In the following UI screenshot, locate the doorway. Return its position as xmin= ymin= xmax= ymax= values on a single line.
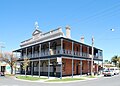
xmin=53 ymin=65 xmax=56 ymax=76
xmin=76 ymin=64 xmax=79 ymax=75
xmin=1 ymin=66 xmax=5 ymax=74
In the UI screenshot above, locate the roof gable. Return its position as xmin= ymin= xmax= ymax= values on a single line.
xmin=32 ymin=29 xmax=42 ymax=36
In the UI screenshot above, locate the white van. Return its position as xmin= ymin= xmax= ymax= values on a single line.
xmin=109 ymin=67 xmax=119 ymax=75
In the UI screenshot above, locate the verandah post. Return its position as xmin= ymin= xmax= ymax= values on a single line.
xmin=80 ymin=60 xmax=82 ymax=76
xmin=60 ymin=38 xmax=63 ymax=79
xmin=39 ymin=44 xmax=41 ymax=77
xmin=72 ymin=41 xmax=74 ymax=78
xmin=48 ymin=42 xmax=51 ymax=79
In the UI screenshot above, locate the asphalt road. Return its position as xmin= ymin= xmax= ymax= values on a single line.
xmin=0 ymin=75 xmax=120 ymax=86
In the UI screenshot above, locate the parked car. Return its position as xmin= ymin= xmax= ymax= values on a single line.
xmin=109 ymin=67 xmax=119 ymax=75
xmin=103 ymin=69 xmax=114 ymax=76
xmin=0 ymin=72 xmax=4 ymax=76
xmin=115 ymin=68 xmax=120 ymax=75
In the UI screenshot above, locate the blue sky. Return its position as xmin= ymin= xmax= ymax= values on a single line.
xmin=0 ymin=0 xmax=120 ymax=61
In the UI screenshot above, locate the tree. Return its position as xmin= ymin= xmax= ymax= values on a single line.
xmin=0 ymin=53 xmax=3 ymax=72
xmin=111 ymin=55 xmax=118 ymax=67
xmin=0 ymin=52 xmax=3 ymax=62
xmin=117 ymin=57 xmax=120 ymax=68
xmin=23 ymin=57 xmax=30 ymax=77
xmin=2 ymin=52 xmax=17 ymax=74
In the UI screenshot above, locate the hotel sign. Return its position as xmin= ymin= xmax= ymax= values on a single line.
xmin=57 ymin=57 xmax=62 ymax=64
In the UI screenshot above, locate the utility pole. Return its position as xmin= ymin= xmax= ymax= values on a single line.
xmin=0 ymin=45 xmax=5 ymax=54
xmin=91 ymin=36 xmax=94 ymax=76
xmin=0 ymin=42 xmax=5 ymax=53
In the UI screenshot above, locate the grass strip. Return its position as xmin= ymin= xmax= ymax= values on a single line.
xmin=46 ymin=78 xmax=85 ymax=82
xmin=86 ymin=76 xmax=96 ymax=78
xmin=16 ymin=75 xmax=47 ymax=81
xmin=5 ymin=74 xmax=15 ymax=76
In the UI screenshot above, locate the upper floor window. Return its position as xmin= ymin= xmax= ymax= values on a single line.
xmin=42 ymin=44 xmax=47 ymax=52
xmin=76 ymin=46 xmax=79 ymax=52
xmin=52 ymin=42 xmax=57 ymax=50
xmin=99 ymin=51 xmax=103 ymax=56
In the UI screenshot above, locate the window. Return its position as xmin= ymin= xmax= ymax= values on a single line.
xmin=34 ymin=61 xmax=38 ymax=67
xmin=41 ymin=61 xmax=47 ymax=67
xmin=76 ymin=46 xmax=79 ymax=51
xmin=82 ymin=63 xmax=84 ymax=70
xmin=52 ymin=42 xmax=57 ymax=50
xmin=73 ymin=63 xmax=75 ymax=71
xmin=43 ymin=44 xmax=47 ymax=50
xmin=62 ymin=62 xmax=66 ymax=72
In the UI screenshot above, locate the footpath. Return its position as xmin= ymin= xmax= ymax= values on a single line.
xmin=11 ymin=74 xmax=104 ymax=83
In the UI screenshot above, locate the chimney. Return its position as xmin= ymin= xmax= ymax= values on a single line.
xmin=80 ymin=36 xmax=84 ymax=43
xmin=66 ymin=25 xmax=71 ymax=38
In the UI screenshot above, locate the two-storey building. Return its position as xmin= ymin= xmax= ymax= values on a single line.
xmin=13 ymin=22 xmax=103 ymax=78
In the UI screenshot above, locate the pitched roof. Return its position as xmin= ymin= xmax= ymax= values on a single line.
xmin=32 ymin=29 xmax=42 ymax=36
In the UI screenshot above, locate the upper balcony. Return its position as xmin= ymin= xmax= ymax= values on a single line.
xmin=21 ymin=49 xmax=103 ymax=60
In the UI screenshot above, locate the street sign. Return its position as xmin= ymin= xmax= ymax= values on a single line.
xmin=57 ymin=57 xmax=62 ymax=64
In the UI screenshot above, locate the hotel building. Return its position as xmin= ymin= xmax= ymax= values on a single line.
xmin=13 ymin=22 xmax=103 ymax=78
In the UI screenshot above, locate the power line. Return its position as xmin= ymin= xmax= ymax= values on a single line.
xmin=78 ymin=1 xmax=120 ymax=23
xmin=98 ymin=38 xmax=120 ymax=41
xmin=83 ymin=8 xmax=120 ymax=24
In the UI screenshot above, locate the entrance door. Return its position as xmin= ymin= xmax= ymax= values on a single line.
xmin=76 ymin=64 xmax=79 ymax=75
xmin=53 ymin=65 xmax=56 ymax=76
xmin=1 ymin=66 xmax=5 ymax=72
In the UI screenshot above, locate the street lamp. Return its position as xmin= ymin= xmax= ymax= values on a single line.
xmin=110 ymin=29 xmax=115 ymax=32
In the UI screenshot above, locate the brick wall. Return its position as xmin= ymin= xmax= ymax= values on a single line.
xmin=62 ymin=58 xmax=92 ymax=76
xmin=63 ymin=40 xmax=88 ymax=54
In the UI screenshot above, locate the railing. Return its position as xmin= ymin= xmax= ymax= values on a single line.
xmin=21 ymin=38 xmax=32 ymax=44
xmin=21 ymin=49 xmax=102 ymax=59
xmin=41 ymin=28 xmax=61 ymax=37
xmin=94 ymin=55 xmax=103 ymax=59
xmin=27 ymin=54 xmax=32 ymax=58
xmin=41 ymin=51 xmax=49 ymax=56
xmin=62 ymin=49 xmax=88 ymax=57
xmin=63 ymin=49 xmax=72 ymax=55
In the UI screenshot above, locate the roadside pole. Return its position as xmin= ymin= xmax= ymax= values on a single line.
xmin=91 ymin=36 xmax=94 ymax=76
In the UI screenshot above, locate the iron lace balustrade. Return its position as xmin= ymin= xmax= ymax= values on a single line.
xmin=20 ymin=49 xmax=102 ymax=58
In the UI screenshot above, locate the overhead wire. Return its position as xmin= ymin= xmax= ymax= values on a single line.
xmin=77 ymin=1 xmax=120 ymax=24
xmin=75 ymin=1 xmax=120 ymax=41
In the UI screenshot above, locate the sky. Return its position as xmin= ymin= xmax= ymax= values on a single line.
xmin=0 ymin=0 xmax=120 ymax=61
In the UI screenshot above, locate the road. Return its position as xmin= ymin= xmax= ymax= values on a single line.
xmin=0 ymin=75 xmax=120 ymax=86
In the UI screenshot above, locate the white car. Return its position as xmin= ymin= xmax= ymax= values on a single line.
xmin=115 ymin=68 xmax=120 ymax=75
xmin=103 ymin=70 xmax=114 ymax=76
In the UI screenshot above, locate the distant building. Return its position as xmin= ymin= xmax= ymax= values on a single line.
xmin=13 ymin=22 xmax=103 ymax=77
xmin=0 ymin=62 xmax=11 ymax=74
